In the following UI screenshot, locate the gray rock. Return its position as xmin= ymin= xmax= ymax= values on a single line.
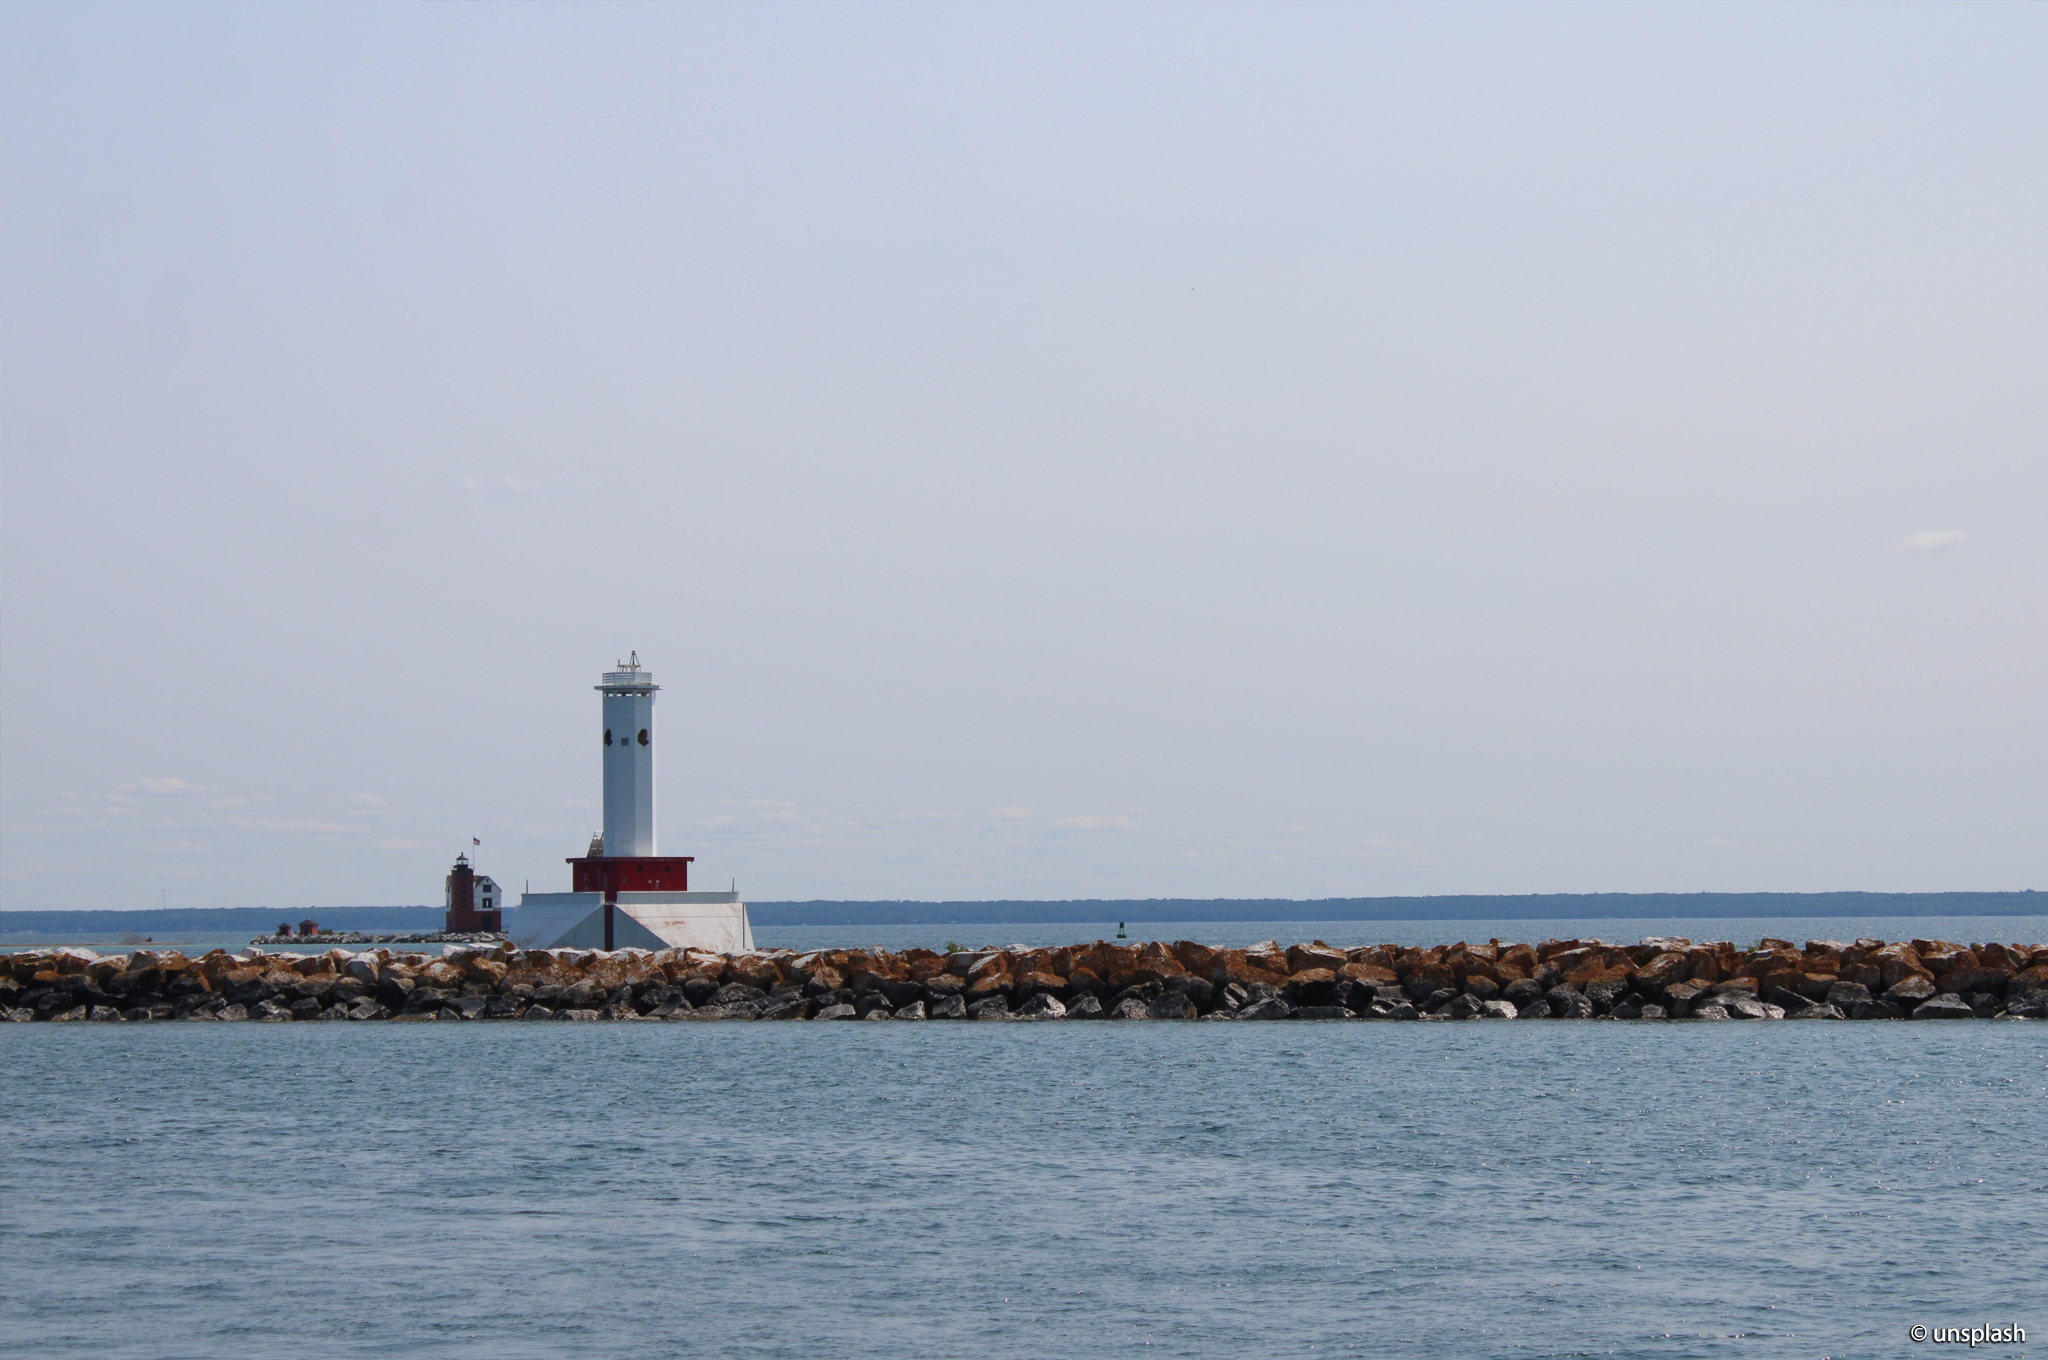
xmin=447 ymin=996 xmax=488 ymax=1020
xmin=1549 ymin=987 xmax=1593 ymax=1020
xmin=347 ymin=998 xmax=386 ymax=1020
xmin=1690 ymin=1004 xmax=1730 ymax=1020
xmin=482 ymin=995 xmax=524 ymax=1019
xmin=855 ymin=992 xmax=894 ymax=1018
xmin=1723 ymin=994 xmax=1769 ymax=1020
xmin=288 ymin=997 xmax=324 ymax=1021
xmin=1585 ymin=979 xmax=1629 ymax=1014
xmin=1146 ymin=993 xmax=1195 ymax=1020
xmin=1421 ymin=988 xmax=1458 ymax=1012
xmin=969 ymin=995 xmax=1012 ymax=1020
xmin=1445 ymin=993 xmax=1483 ymax=1020
xmin=711 ymin=983 xmax=768 ymax=1008
xmin=1293 ymin=1005 xmax=1353 ymax=1020
xmin=1789 ymin=1002 xmax=1846 ymax=1020
xmin=1850 ymin=998 xmax=1904 ymax=1020
xmin=1911 ymin=993 xmax=1975 ymax=1020
xmin=1381 ymin=1001 xmax=1419 ymax=1020
xmin=555 ymin=1008 xmax=602 ymax=1021
xmin=1480 ymin=1000 xmax=1519 ymax=1020
xmin=813 ymin=1003 xmax=858 ymax=1021
xmin=217 ymin=1004 xmax=250 ymax=1022
xmin=1063 ymin=994 xmax=1104 ymax=1020
xmin=1109 ymin=996 xmax=1153 ymax=1020
xmin=1502 ymin=978 xmax=1547 ymax=1010
xmin=1238 ymin=997 xmax=1294 ymax=1021
xmin=759 ymin=996 xmax=809 ymax=1020
xmin=678 ymin=1005 xmax=729 ymax=1020
xmin=89 ymin=1005 xmax=124 ymax=1022
xmin=1609 ymin=997 xmax=1643 ymax=1020
xmin=1463 ymin=975 xmax=1501 ymax=1002
xmin=1020 ymin=993 xmax=1068 ymax=1019
xmin=1885 ymin=976 xmax=1937 ymax=1006
xmin=894 ymin=999 xmax=928 ymax=1021
xmin=6 ymin=1007 xmax=36 ymax=1022
xmin=1826 ymin=980 xmax=1874 ymax=1010
xmin=2004 ymin=991 xmax=2047 ymax=1019
xmin=928 ymin=994 xmax=968 ymax=1020
xmin=253 ymin=999 xmax=293 ymax=1022
xmin=1638 ymin=1004 xmax=1667 ymax=1020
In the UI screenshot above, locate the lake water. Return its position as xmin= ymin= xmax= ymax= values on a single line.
xmin=5 ymin=1009 xmax=2042 ymax=1357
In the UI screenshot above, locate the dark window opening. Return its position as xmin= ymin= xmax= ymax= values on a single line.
xmin=637 ymin=728 xmax=649 ymax=746
xmin=604 ymin=729 xmax=612 ymax=746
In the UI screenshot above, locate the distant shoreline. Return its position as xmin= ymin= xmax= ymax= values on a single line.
xmin=1 ymin=890 xmax=2041 ymax=939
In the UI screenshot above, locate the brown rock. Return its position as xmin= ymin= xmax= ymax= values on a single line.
xmin=1630 ymin=953 xmax=1689 ymax=996
xmin=1286 ymin=944 xmax=1347 ymax=973
xmin=1338 ymin=961 xmax=1399 ymax=986
xmin=726 ymin=956 xmax=782 ymax=990
xmin=1013 ymin=969 xmax=1065 ymax=1000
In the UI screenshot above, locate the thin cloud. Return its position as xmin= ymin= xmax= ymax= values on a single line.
xmin=123 ymin=777 xmax=201 ymax=795
xmin=350 ymin=793 xmax=386 ymax=808
xmin=1892 ymin=530 xmax=1970 ymax=552
xmin=988 ymin=806 xmax=1035 ymax=820
xmin=234 ymin=818 xmax=358 ymax=834
xmin=1051 ymin=815 xmax=1138 ymax=830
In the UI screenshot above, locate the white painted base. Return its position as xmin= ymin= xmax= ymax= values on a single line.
xmin=509 ymin=891 xmax=753 ymax=953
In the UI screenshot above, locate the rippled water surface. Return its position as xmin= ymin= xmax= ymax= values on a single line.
xmin=5 ymin=1021 xmax=2043 ymax=1358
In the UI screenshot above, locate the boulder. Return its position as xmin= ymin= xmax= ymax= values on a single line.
xmin=928 ymin=994 xmax=968 ymax=1020
xmin=89 ymin=1005 xmax=124 ymax=1022
xmin=1690 ymin=1003 xmax=1730 ymax=1020
xmin=712 ymin=982 xmax=768 ymax=1008
xmin=894 ymin=999 xmax=928 ymax=1021
xmin=726 ymin=956 xmax=781 ymax=991
xmin=1502 ymin=978 xmax=1547 ymax=1011
xmin=1825 ymin=981 xmax=1874 ymax=1010
xmin=1788 ymin=1002 xmax=1846 ymax=1020
xmin=1019 ymin=993 xmax=1069 ymax=1020
xmin=1283 ymin=968 xmax=1340 ymax=1005
xmin=1445 ymin=993 xmax=1482 ymax=1020
xmin=1462 ymin=975 xmax=1500 ymax=1001
xmin=812 ymin=1003 xmax=857 ymax=1021
xmin=289 ymin=997 xmax=324 ymax=1020
xmin=1910 ymin=993 xmax=1974 ymax=1020
xmin=1422 ymin=988 xmax=1458 ymax=1012
xmin=1849 ymin=998 xmax=1903 ymax=1020
xmin=253 ymin=999 xmax=293 ymax=1022
xmin=555 ymin=1008 xmax=602 ymax=1021
xmin=969 ymin=996 xmax=1012 ymax=1021
xmin=1722 ymin=994 xmax=1770 ymax=1020
xmin=1238 ymin=997 xmax=1294 ymax=1021
xmin=1294 ymin=1005 xmax=1353 ymax=1020
xmin=1480 ymin=999 xmax=1518 ymax=1020
xmin=1609 ymin=997 xmax=1643 ymax=1019
xmin=1108 ymin=996 xmax=1152 ymax=1020
xmin=1638 ymin=1004 xmax=1666 ymax=1020
xmin=1885 ymin=976 xmax=1936 ymax=1006
xmin=1063 ymin=994 xmax=1105 ymax=1020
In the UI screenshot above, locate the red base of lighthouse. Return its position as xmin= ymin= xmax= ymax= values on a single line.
xmin=568 ymin=856 xmax=693 ymax=895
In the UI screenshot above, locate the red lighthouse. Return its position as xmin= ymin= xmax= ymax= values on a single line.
xmin=444 ymin=854 xmax=503 ymax=933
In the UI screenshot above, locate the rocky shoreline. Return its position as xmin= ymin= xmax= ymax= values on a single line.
xmin=5 ymin=934 xmax=2046 ymax=1024
xmin=249 ymin=931 xmax=508 ymax=947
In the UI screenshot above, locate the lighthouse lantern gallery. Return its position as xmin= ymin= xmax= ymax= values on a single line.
xmin=507 ymin=655 xmax=754 ymax=952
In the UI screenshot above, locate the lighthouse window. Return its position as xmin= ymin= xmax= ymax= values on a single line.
xmin=604 ymin=729 xmax=612 ymax=746
xmin=638 ymin=728 xmax=649 ymax=745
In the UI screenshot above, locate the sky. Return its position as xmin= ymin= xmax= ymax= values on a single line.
xmin=2 ymin=2 xmax=2043 ymax=912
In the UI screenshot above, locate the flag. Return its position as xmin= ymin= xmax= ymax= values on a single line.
xmin=473 ymin=837 xmax=480 ymax=846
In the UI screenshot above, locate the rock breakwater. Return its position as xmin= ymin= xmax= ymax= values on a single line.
xmin=6 ymin=935 xmax=2047 ymax=1023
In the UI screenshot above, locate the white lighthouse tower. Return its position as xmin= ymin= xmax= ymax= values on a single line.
xmin=599 ymin=652 xmax=658 ymax=857
xmin=508 ymin=653 xmax=753 ymax=953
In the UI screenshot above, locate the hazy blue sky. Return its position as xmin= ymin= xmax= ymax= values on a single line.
xmin=3 ymin=3 xmax=2043 ymax=912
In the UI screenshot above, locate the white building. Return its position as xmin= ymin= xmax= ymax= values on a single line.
xmin=509 ymin=654 xmax=753 ymax=952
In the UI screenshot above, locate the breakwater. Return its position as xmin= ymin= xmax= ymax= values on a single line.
xmin=6 ymin=934 xmax=2046 ymax=1023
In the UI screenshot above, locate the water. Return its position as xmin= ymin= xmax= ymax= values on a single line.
xmin=5 ymin=1019 xmax=2042 ymax=1358
xmin=8 ymin=914 xmax=2044 ymax=958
